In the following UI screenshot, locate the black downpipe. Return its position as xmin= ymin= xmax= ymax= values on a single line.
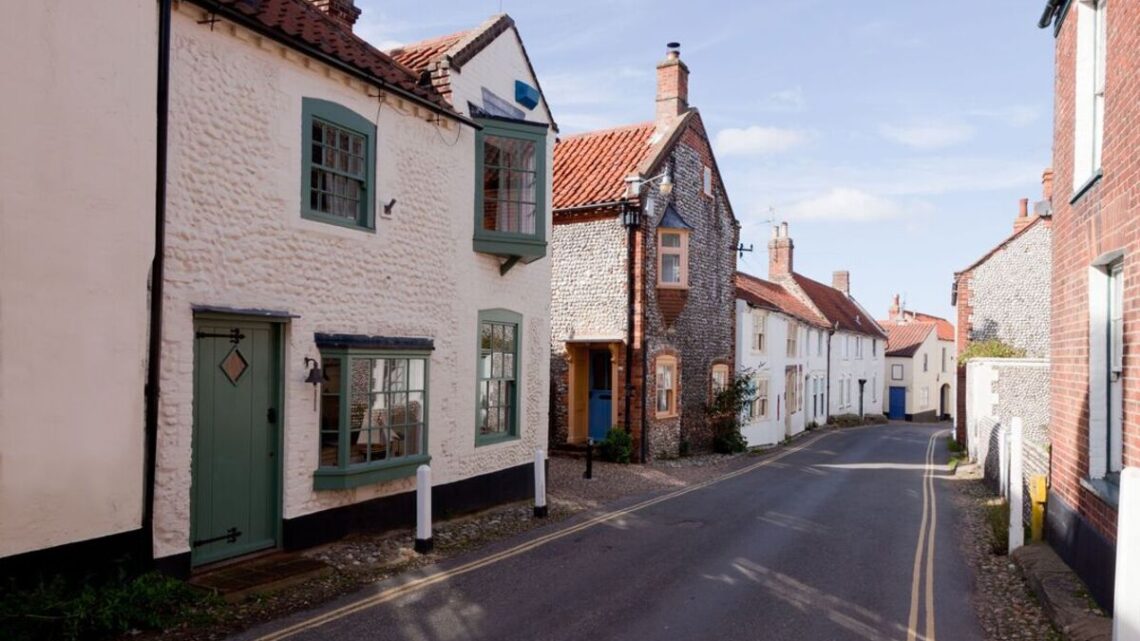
xmin=638 ymin=211 xmax=650 ymax=464
xmin=623 ymin=203 xmax=637 ymax=442
xmin=142 ymin=0 xmax=172 ymax=565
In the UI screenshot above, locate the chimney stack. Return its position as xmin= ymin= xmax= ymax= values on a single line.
xmin=768 ymin=221 xmax=794 ymax=279
xmin=307 ymin=0 xmax=361 ymax=30
xmin=655 ymin=43 xmax=690 ymax=128
xmin=1013 ymin=197 xmax=1036 ymax=233
xmin=1042 ymin=167 xmax=1054 ymax=202
xmin=889 ymin=294 xmax=901 ymax=321
xmin=833 ymin=270 xmax=850 ymax=295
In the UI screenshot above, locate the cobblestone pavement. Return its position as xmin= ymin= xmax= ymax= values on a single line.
xmin=951 ymin=463 xmax=1060 ymax=641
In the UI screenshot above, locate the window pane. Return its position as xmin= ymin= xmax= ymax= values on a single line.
xmin=661 ymin=233 xmax=681 ymax=248
xmin=661 ymin=254 xmax=681 ymax=283
xmin=319 ymin=358 xmax=341 ymax=467
xmin=408 ymin=359 xmax=425 ymax=391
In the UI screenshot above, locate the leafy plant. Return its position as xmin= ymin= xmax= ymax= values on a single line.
xmin=705 ymin=370 xmax=755 ymax=454
xmin=0 ymin=570 xmax=215 ymax=641
xmin=958 ymin=340 xmax=1026 ymax=364
xmin=985 ymin=499 xmax=1010 ymax=555
xmin=599 ymin=427 xmax=632 ymax=464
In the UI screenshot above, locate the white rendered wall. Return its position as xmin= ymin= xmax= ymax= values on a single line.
xmin=154 ymin=9 xmax=552 ymax=559
xmin=829 ymin=331 xmax=885 ymax=416
xmin=0 ymin=0 xmax=156 ymax=558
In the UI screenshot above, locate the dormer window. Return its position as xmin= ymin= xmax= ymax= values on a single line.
xmin=657 ymin=204 xmax=692 ymax=289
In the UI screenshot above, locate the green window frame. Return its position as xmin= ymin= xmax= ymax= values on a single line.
xmin=476 ymin=309 xmax=522 ymax=445
xmin=301 ymin=98 xmax=376 ymax=231
xmin=314 ymin=348 xmax=430 ymax=490
xmin=474 ymin=118 xmax=548 ymax=262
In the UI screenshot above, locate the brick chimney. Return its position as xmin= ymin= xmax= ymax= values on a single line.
xmin=888 ymin=294 xmax=901 ymax=321
xmin=656 ymin=43 xmax=689 ymax=127
xmin=308 ymin=0 xmax=361 ymax=30
xmin=1013 ymin=197 xmax=1035 ymax=233
xmin=1042 ymin=167 xmax=1054 ymax=202
xmin=833 ymin=270 xmax=850 ymax=295
xmin=768 ymin=222 xmax=794 ymax=279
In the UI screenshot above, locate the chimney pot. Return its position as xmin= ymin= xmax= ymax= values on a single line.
xmin=832 ymin=270 xmax=850 ymax=295
xmin=1042 ymin=167 xmax=1054 ymax=202
xmin=1019 ymin=198 xmax=1029 ymax=217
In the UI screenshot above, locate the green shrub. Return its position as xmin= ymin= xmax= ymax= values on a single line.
xmin=0 ymin=571 xmax=214 ymax=641
xmin=599 ymin=427 xmax=632 ymax=464
xmin=959 ymin=340 xmax=1026 ymax=364
xmin=705 ymin=370 xmax=755 ymax=454
xmin=985 ymin=500 xmax=1010 ymax=555
xmin=948 ymin=437 xmax=965 ymax=454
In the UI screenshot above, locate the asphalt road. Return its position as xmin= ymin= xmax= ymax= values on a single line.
xmin=236 ymin=422 xmax=985 ymax=641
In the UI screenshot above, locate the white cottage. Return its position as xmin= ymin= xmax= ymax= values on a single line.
xmin=735 ymin=272 xmax=830 ymax=446
xmin=152 ymin=0 xmax=556 ymax=573
xmin=758 ymin=223 xmax=886 ymax=422
xmin=880 ymin=297 xmax=957 ymax=422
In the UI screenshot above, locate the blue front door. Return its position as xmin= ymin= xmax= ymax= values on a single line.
xmin=588 ymin=350 xmax=612 ymax=442
xmin=888 ymin=386 xmax=907 ymax=420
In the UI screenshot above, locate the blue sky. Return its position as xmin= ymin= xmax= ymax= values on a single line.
xmin=357 ymin=0 xmax=1054 ymax=322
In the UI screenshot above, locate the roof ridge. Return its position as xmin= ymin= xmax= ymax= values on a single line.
xmin=387 ymin=29 xmax=469 ymax=55
xmin=559 ymin=121 xmax=656 ymax=140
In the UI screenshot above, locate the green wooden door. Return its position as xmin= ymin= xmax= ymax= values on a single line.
xmin=191 ymin=320 xmax=280 ymax=566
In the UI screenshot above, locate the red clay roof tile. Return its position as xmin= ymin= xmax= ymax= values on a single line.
xmin=735 ymin=272 xmax=829 ymax=328
xmin=196 ymin=0 xmax=456 ymax=117
xmin=792 ymin=274 xmax=886 ymax=338
xmin=553 ymin=122 xmax=658 ymax=211
xmin=881 ymin=322 xmax=935 ymax=357
xmin=388 ymin=31 xmax=467 ymax=71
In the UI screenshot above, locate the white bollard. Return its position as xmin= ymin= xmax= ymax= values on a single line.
xmin=1008 ymin=418 xmax=1024 ymax=554
xmin=414 ymin=464 xmax=432 ymax=554
xmin=1114 ymin=467 xmax=1140 ymax=641
xmin=534 ymin=448 xmax=548 ymax=518
xmin=999 ymin=425 xmax=1010 ymax=499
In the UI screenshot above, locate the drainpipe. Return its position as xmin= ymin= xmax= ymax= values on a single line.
xmin=623 ymin=202 xmax=635 ymax=437
xmin=141 ymin=0 xmax=172 ymax=566
xmin=826 ymin=325 xmax=835 ymax=421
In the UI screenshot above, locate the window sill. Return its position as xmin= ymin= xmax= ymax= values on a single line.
xmin=657 ymin=284 xmax=689 ymax=291
xmin=655 ymin=412 xmax=679 ymax=420
xmin=1070 ymin=170 xmax=1103 ymax=205
xmin=313 ymin=455 xmax=430 ymax=490
xmin=301 ymin=211 xmax=375 ymax=233
xmin=1079 ymin=475 xmax=1120 ymax=509
xmin=475 ymin=432 xmax=520 ymax=447
xmin=473 ymin=235 xmax=547 ymax=261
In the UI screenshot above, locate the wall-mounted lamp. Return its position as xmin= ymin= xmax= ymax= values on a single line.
xmin=624 ymin=170 xmax=673 ymax=199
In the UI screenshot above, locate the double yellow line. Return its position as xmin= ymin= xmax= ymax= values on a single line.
xmin=906 ymin=429 xmax=947 ymax=641
xmin=253 ymin=430 xmax=834 ymax=641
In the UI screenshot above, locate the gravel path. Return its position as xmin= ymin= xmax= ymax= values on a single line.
xmin=950 ymin=463 xmax=1060 ymax=641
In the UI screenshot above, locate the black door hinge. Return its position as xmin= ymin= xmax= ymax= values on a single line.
xmin=192 ymin=527 xmax=242 ymax=548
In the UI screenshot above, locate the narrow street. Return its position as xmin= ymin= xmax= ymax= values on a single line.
xmin=234 ymin=423 xmax=984 ymax=641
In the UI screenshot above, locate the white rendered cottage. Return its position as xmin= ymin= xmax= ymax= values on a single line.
xmin=880 ymin=297 xmax=957 ymax=422
xmin=153 ymin=0 xmax=555 ymax=573
xmin=735 ymin=272 xmax=830 ymax=446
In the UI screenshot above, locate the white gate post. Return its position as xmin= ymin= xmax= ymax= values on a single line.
xmin=999 ymin=424 xmax=1010 ymax=498
xmin=414 ymin=464 xmax=432 ymax=554
xmin=534 ymin=448 xmax=548 ymax=518
xmin=1114 ymin=467 xmax=1139 ymax=641
xmin=1008 ymin=418 xmax=1024 ymax=554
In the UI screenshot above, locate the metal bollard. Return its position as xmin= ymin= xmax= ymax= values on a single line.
xmin=584 ymin=438 xmax=594 ymax=480
xmin=534 ymin=448 xmax=548 ymax=518
xmin=414 ymin=464 xmax=432 ymax=554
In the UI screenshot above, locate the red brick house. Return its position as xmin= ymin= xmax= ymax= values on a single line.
xmin=1038 ymin=0 xmax=1140 ymax=611
xmin=548 ymin=44 xmax=738 ymax=461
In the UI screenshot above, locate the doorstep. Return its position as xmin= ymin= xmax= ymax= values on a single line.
xmin=1011 ymin=544 xmax=1112 ymax=641
xmin=189 ymin=552 xmax=333 ymax=603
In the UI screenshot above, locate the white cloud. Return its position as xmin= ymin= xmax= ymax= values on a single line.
xmin=878 ymin=122 xmax=974 ymax=150
xmin=783 ymin=188 xmax=931 ymax=222
xmin=714 ymin=126 xmax=814 ymax=156
xmin=967 ymin=105 xmax=1040 ymax=127
xmin=759 ymin=87 xmax=806 ymax=113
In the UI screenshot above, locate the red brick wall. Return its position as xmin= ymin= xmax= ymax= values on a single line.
xmin=1050 ymin=0 xmax=1140 ymax=544
xmin=955 ymin=272 xmax=973 ymax=444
